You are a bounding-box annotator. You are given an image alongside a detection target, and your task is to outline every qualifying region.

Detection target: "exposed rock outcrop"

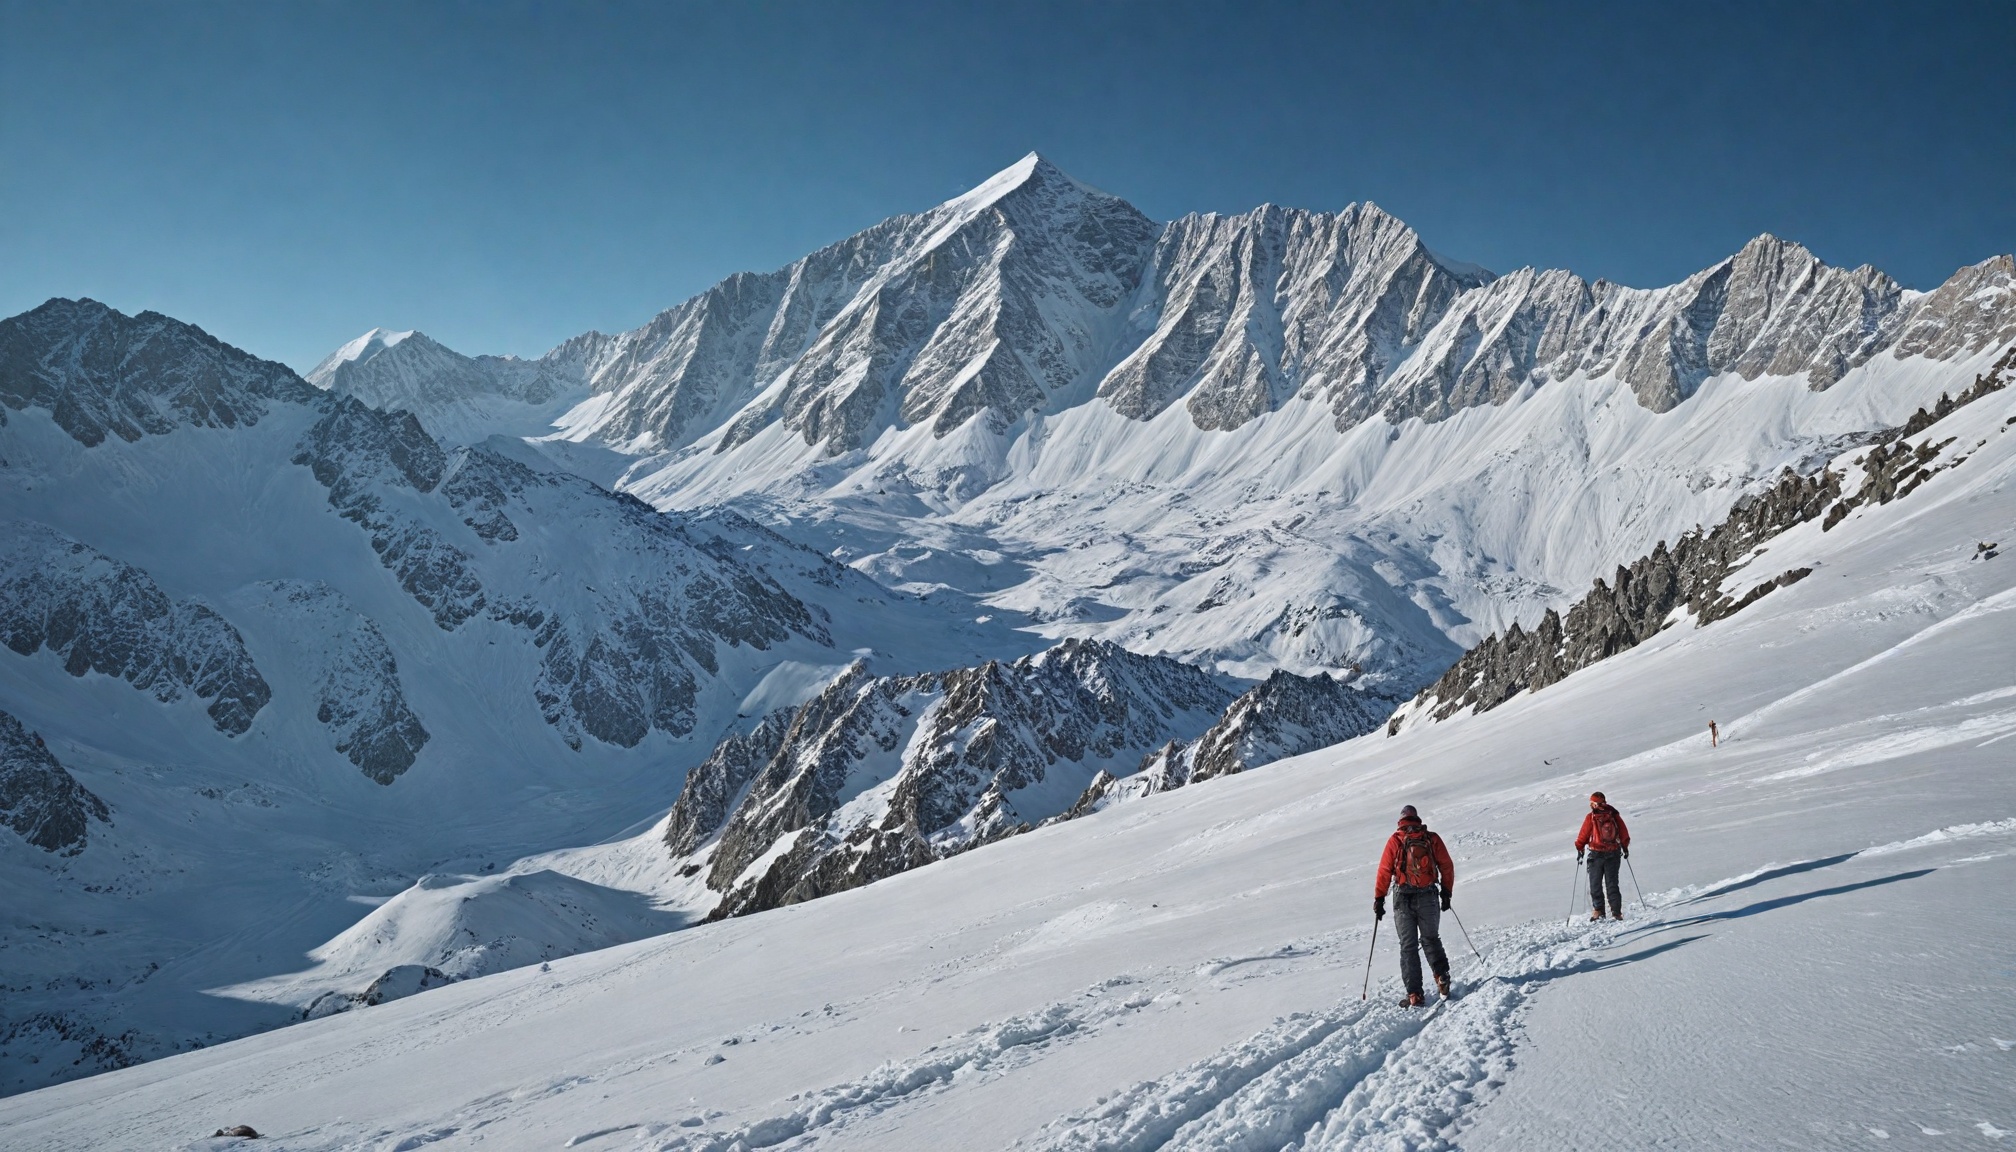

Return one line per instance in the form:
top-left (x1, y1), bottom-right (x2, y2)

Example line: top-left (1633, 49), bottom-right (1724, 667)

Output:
top-left (670, 639), bottom-right (1235, 919)
top-left (243, 581), bottom-right (429, 783)
top-left (0, 709), bottom-right (108, 854)
top-left (1065, 669), bottom-right (1400, 816)
top-left (0, 522), bottom-right (271, 735)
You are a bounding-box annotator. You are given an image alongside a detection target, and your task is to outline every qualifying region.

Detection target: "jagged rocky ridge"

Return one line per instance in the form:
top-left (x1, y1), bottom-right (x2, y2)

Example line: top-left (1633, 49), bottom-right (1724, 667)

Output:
top-left (331, 156), bottom-right (2016, 462)
top-left (1391, 347), bottom-right (2016, 731)
top-left (666, 639), bottom-right (1237, 918)
top-left (0, 522), bottom-right (271, 736)
top-left (667, 642), bottom-right (1407, 920)
top-left (0, 297), bottom-right (319, 447)
top-left (0, 708), bottom-right (108, 854)
top-left (1066, 670), bottom-right (1402, 817)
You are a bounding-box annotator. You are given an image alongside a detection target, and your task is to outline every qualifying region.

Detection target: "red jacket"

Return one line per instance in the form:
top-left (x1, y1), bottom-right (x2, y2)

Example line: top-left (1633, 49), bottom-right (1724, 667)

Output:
top-left (1375, 821), bottom-right (1454, 897)
top-left (1576, 805), bottom-right (1631, 852)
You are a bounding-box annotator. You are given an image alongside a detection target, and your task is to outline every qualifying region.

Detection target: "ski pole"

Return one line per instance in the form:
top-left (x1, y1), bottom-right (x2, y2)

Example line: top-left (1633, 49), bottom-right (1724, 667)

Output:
top-left (1448, 905), bottom-right (1483, 960)
top-left (1360, 916), bottom-right (1380, 1001)
top-left (1625, 855), bottom-right (1648, 909)
top-left (1565, 856), bottom-right (1582, 924)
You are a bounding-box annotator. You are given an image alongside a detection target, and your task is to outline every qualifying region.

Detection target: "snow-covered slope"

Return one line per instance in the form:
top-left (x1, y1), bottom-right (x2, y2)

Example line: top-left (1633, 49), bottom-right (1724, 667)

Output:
top-left (0, 299), bottom-right (1029, 1092)
top-left (317, 155), bottom-right (2016, 692)
top-left (9, 324), bottom-right (2012, 1151)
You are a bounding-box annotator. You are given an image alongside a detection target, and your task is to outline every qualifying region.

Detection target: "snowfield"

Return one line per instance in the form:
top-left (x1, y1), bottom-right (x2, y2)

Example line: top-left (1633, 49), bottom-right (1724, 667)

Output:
top-left (3, 346), bottom-right (2010, 1149)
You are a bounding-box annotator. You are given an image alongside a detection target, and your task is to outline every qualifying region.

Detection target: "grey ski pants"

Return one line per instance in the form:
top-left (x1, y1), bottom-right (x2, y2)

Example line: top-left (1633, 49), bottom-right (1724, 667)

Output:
top-left (1391, 888), bottom-right (1449, 995)
top-left (1587, 850), bottom-right (1623, 914)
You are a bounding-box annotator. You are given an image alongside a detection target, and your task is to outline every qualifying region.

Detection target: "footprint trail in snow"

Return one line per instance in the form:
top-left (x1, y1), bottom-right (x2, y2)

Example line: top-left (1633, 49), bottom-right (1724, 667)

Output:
top-left (1018, 918), bottom-right (1608, 1152)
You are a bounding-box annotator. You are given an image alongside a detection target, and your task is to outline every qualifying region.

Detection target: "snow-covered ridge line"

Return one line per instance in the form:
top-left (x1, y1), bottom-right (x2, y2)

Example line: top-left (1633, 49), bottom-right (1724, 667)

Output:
top-left (329, 155), bottom-right (2016, 460)
top-left (660, 642), bottom-right (1409, 923)
top-left (1391, 345), bottom-right (2016, 732)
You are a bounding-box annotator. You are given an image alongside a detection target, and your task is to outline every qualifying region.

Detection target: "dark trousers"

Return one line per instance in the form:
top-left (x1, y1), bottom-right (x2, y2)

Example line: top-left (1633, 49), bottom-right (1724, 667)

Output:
top-left (1392, 888), bottom-right (1449, 995)
top-left (1587, 850), bottom-right (1623, 914)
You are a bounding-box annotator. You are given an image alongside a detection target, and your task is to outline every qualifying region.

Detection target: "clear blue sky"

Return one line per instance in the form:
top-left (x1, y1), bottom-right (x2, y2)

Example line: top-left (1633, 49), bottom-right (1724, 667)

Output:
top-left (4, 1), bottom-right (2012, 371)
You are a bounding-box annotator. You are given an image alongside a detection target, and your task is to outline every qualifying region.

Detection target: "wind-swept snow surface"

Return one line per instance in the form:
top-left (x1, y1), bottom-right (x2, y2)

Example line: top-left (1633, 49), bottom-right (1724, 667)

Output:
top-left (8, 336), bottom-right (2012, 1150)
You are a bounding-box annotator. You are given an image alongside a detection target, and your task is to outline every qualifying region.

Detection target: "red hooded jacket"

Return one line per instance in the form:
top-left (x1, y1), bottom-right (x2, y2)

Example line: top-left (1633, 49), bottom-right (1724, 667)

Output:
top-left (1576, 804), bottom-right (1631, 853)
top-left (1375, 818), bottom-right (1454, 897)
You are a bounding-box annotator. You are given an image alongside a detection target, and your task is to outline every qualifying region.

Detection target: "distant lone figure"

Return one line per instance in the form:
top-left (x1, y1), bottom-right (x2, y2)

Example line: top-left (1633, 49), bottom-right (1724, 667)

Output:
top-left (1374, 805), bottom-right (1456, 1006)
top-left (1576, 792), bottom-right (1631, 921)
top-left (1709, 720), bottom-right (1719, 747)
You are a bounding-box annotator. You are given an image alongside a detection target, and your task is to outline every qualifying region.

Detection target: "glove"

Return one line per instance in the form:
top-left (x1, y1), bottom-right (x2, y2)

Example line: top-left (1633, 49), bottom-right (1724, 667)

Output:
top-left (1439, 889), bottom-right (1452, 912)
top-left (1373, 896), bottom-right (1385, 921)
top-left (1622, 847), bottom-right (1630, 859)
top-left (1576, 849), bottom-right (1585, 864)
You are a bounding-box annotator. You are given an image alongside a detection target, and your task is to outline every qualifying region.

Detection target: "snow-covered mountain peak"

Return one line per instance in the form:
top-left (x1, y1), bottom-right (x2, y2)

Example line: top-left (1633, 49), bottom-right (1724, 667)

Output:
top-left (305, 326), bottom-right (587, 444)
top-left (307, 327), bottom-right (417, 387)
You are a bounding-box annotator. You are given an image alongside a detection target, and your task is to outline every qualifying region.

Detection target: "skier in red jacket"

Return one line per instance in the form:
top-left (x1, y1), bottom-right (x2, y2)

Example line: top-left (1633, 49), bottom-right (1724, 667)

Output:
top-left (1374, 805), bottom-right (1456, 1006)
top-left (1575, 791), bottom-right (1631, 920)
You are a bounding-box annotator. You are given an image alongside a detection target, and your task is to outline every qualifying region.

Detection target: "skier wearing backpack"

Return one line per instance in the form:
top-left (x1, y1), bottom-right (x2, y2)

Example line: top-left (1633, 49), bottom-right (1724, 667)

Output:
top-left (1576, 792), bottom-right (1631, 920)
top-left (1373, 805), bottom-right (1455, 1007)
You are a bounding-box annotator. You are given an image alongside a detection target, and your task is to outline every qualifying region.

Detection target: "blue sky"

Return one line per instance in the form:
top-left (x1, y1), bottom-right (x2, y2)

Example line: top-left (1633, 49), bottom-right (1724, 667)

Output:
top-left (3, 1), bottom-right (2012, 370)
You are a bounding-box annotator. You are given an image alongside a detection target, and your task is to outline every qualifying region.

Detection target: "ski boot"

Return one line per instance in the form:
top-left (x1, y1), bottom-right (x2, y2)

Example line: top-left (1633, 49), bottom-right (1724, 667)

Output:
top-left (1589, 908), bottom-right (1604, 921)
top-left (1611, 910), bottom-right (1625, 921)
top-left (1435, 972), bottom-right (1453, 999)
top-left (1400, 991), bottom-right (1426, 1008)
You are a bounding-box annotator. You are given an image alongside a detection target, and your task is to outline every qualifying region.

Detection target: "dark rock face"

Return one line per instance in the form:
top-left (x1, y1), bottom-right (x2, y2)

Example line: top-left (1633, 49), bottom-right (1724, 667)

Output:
top-left (663, 712), bottom-right (794, 857)
top-left (254, 581), bottom-right (429, 784)
top-left (672, 639), bottom-right (1235, 919)
top-left (1395, 467), bottom-right (1838, 729)
top-left (1394, 347), bottom-right (2016, 732)
top-left (1186, 670), bottom-right (1402, 784)
top-left (0, 523), bottom-right (271, 735)
top-left (0, 297), bottom-right (317, 446)
top-left (1065, 669), bottom-right (1401, 815)
top-left (293, 399), bottom-right (487, 631)
top-left (0, 709), bottom-right (108, 854)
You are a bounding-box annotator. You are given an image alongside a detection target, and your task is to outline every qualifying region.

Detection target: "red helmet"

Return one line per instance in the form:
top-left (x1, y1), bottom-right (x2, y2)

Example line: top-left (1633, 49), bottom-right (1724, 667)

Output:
top-left (1589, 791), bottom-right (1606, 804)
